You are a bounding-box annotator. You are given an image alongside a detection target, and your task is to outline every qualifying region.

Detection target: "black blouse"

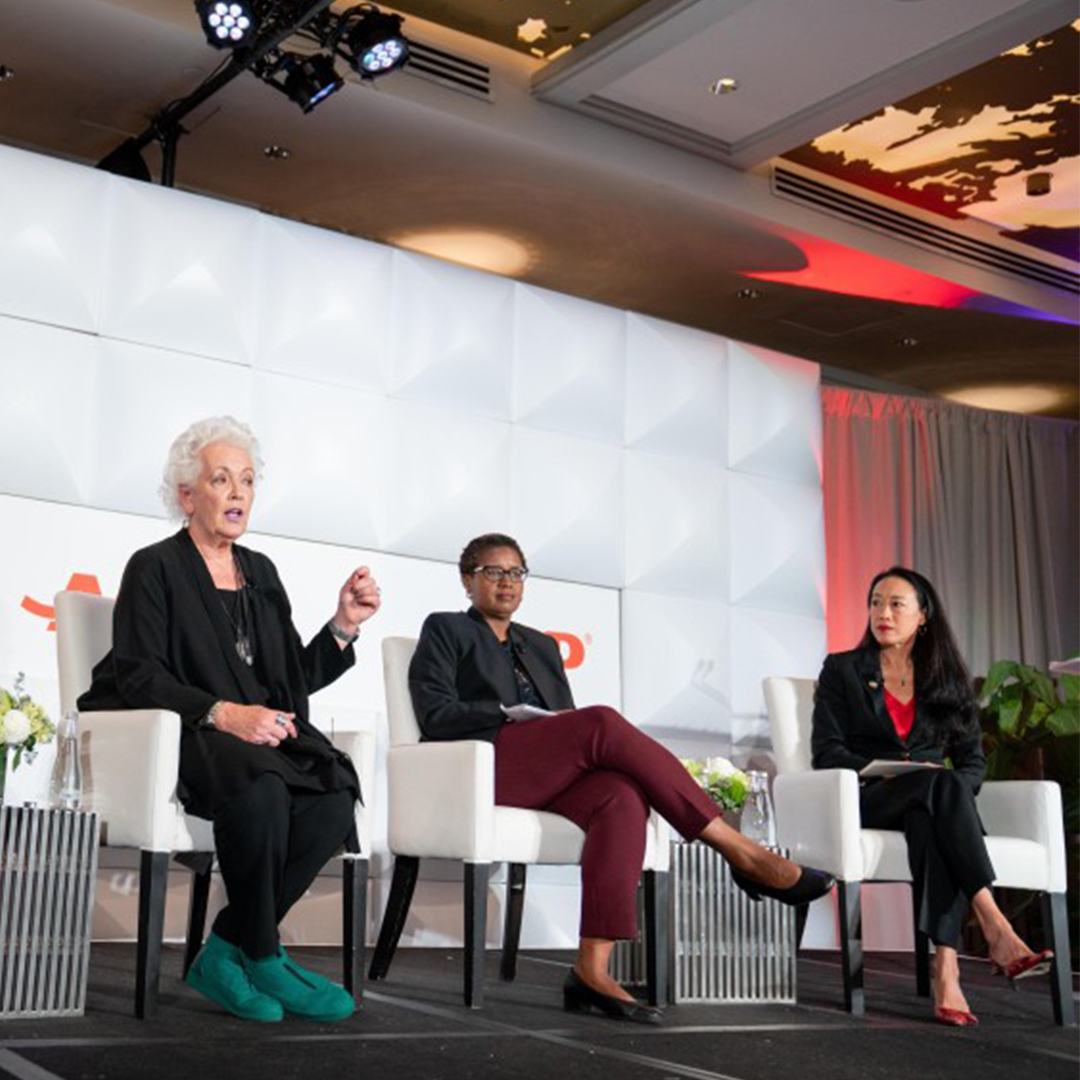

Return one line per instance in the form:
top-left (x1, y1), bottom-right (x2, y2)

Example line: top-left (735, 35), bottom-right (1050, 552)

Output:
top-left (78, 529), bottom-right (360, 818)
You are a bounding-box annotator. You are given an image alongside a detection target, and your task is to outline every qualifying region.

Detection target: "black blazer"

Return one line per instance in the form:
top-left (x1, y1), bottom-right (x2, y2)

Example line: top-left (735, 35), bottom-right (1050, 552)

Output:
top-left (811, 644), bottom-right (985, 790)
top-left (409, 608), bottom-right (576, 742)
top-left (77, 528), bottom-right (359, 817)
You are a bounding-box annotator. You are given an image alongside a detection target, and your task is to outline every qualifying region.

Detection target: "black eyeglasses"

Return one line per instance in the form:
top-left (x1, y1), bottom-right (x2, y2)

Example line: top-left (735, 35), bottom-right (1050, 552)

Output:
top-left (472, 566), bottom-right (529, 583)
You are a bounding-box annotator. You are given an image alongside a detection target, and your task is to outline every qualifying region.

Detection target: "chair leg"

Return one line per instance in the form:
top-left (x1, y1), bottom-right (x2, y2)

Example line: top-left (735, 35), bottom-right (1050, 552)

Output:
top-left (181, 853), bottom-right (214, 978)
top-left (911, 884), bottom-right (930, 998)
top-left (343, 857), bottom-right (369, 1002)
top-left (464, 862), bottom-right (490, 1008)
top-left (1042, 891), bottom-right (1076, 1026)
top-left (368, 855), bottom-right (419, 981)
top-left (135, 850), bottom-right (169, 1020)
top-left (837, 881), bottom-right (865, 1017)
top-left (500, 863), bottom-right (527, 982)
top-left (644, 869), bottom-right (670, 1006)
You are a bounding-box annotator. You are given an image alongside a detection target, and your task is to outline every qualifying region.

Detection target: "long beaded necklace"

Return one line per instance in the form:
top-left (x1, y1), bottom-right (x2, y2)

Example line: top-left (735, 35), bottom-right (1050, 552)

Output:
top-left (219, 552), bottom-right (254, 666)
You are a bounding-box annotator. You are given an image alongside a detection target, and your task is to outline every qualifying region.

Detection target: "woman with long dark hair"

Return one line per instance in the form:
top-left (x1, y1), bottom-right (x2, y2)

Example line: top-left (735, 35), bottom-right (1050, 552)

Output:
top-left (812, 566), bottom-right (1051, 1026)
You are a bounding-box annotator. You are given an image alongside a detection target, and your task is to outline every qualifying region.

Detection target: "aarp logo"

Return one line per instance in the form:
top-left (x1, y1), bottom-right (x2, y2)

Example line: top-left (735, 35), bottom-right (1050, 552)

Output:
top-left (546, 631), bottom-right (592, 670)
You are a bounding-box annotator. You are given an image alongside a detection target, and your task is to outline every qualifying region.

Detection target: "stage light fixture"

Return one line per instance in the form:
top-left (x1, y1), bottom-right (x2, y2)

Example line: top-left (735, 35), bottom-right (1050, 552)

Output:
top-left (283, 53), bottom-right (343, 112)
top-left (340, 6), bottom-right (409, 78)
top-left (196, 0), bottom-right (257, 48)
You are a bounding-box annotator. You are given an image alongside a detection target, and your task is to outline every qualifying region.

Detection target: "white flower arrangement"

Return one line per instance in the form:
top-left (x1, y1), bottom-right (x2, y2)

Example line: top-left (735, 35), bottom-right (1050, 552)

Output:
top-left (0, 672), bottom-right (56, 771)
top-left (680, 755), bottom-right (750, 812)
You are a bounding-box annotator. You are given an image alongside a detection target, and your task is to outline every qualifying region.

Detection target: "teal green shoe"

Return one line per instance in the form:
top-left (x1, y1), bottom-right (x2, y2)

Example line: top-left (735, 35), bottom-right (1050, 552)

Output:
top-left (185, 933), bottom-right (284, 1023)
top-left (243, 947), bottom-right (355, 1022)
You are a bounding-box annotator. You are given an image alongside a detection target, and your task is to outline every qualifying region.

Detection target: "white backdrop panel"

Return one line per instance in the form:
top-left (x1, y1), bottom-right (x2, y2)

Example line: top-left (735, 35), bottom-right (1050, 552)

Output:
top-left (0, 145), bottom-right (107, 333)
top-left (512, 285), bottom-right (625, 445)
top-left (88, 341), bottom-right (252, 517)
top-left (251, 216), bottom-right (392, 394)
top-left (388, 251), bottom-right (514, 419)
top-left (99, 178), bottom-right (259, 365)
top-left (509, 426), bottom-right (624, 587)
top-left (625, 313), bottom-right (728, 465)
top-left (0, 316), bottom-right (98, 506)
top-left (624, 450), bottom-right (727, 600)
top-left (727, 340), bottom-right (821, 486)
top-left (728, 471), bottom-right (825, 618)
top-left (621, 590), bottom-right (730, 733)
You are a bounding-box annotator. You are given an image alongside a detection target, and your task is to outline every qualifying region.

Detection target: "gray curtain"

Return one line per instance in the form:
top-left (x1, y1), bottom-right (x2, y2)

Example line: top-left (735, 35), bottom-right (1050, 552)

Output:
top-left (822, 386), bottom-right (1078, 679)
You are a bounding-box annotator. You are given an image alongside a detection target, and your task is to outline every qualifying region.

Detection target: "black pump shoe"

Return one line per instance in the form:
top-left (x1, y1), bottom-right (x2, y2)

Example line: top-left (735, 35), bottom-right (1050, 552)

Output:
top-left (730, 864), bottom-right (835, 906)
top-left (562, 969), bottom-right (661, 1025)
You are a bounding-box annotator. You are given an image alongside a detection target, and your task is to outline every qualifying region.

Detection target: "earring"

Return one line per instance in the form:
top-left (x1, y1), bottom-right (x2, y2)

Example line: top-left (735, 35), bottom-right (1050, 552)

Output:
top-left (918, 623), bottom-right (928, 635)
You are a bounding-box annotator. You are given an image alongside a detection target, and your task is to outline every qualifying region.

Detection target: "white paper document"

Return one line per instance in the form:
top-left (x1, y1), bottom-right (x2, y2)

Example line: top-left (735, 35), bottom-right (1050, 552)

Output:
top-left (500, 704), bottom-right (555, 722)
top-left (859, 759), bottom-right (945, 779)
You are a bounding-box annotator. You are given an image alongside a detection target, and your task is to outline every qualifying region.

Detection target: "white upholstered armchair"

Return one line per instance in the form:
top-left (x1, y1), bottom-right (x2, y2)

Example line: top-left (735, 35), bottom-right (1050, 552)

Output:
top-left (763, 675), bottom-right (1074, 1025)
top-left (368, 636), bottom-right (672, 1007)
top-left (55, 590), bottom-right (374, 1018)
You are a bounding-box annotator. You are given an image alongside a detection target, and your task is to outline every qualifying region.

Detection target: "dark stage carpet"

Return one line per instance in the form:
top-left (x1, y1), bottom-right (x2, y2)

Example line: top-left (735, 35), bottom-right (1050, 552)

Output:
top-left (1, 947), bottom-right (1077, 1080)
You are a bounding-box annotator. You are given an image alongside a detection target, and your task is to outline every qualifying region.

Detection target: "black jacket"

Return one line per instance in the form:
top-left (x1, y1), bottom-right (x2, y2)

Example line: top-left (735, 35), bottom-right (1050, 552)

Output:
top-left (811, 645), bottom-right (985, 789)
top-left (409, 608), bottom-right (575, 742)
top-left (77, 528), bottom-right (359, 817)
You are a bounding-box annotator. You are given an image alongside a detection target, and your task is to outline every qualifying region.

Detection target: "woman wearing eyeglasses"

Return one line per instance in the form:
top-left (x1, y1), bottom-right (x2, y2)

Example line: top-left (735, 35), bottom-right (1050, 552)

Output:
top-left (409, 532), bottom-right (836, 1024)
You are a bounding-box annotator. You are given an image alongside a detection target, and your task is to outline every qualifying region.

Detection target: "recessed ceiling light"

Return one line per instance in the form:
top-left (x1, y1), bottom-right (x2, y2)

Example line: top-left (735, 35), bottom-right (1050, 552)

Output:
top-left (943, 384), bottom-right (1070, 414)
top-left (0, 65), bottom-right (14, 82)
top-left (391, 229), bottom-right (535, 277)
top-left (709, 77), bottom-right (738, 95)
top-left (263, 144), bottom-right (292, 160)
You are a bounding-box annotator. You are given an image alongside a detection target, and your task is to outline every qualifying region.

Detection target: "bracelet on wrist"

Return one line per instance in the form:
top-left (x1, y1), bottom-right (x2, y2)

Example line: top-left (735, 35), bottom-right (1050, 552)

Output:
top-left (327, 619), bottom-right (360, 644)
top-left (201, 701), bottom-right (224, 729)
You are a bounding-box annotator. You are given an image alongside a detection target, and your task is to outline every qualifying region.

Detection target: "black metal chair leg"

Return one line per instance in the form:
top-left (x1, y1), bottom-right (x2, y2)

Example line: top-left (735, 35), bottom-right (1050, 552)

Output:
top-left (500, 863), bottom-right (527, 982)
top-left (135, 850), bottom-right (169, 1019)
top-left (1042, 891), bottom-right (1076, 1026)
top-left (911, 882), bottom-right (931, 998)
top-left (180, 853), bottom-right (213, 978)
top-left (644, 869), bottom-right (670, 1006)
top-left (464, 862), bottom-right (490, 1008)
top-left (837, 880), bottom-right (865, 1017)
top-left (343, 857), bottom-right (369, 1001)
top-left (368, 855), bottom-right (419, 981)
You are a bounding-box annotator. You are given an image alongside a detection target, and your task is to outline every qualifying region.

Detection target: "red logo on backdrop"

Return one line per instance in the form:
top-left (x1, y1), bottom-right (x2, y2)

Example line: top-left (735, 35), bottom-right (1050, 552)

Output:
top-left (22, 573), bottom-right (102, 632)
top-left (546, 631), bottom-right (590, 670)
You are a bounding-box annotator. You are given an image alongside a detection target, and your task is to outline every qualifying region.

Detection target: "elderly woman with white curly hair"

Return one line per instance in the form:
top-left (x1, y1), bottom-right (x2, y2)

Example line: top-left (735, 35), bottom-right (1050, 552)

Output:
top-left (79, 416), bottom-right (380, 1024)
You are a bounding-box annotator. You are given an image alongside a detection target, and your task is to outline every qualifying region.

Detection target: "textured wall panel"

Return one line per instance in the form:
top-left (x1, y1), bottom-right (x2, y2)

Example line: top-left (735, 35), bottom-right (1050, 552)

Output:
top-left (625, 314), bottom-right (727, 465)
top-left (727, 340), bottom-right (820, 486)
top-left (508, 426), bottom-right (623, 587)
top-left (99, 180), bottom-right (259, 364)
top-left (624, 451), bottom-right (727, 600)
top-left (621, 590), bottom-right (730, 734)
top-left (0, 316), bottom-right (98, 505)
top-left (729, 605), bottom-right (827, 717)
top-left (388, 252), bottom-right (513, 419)
top-left (728, 472), bottom-right (825, 618)
top-left (0, 145), bottom-right (108, 333)
top-left (251, 218), bottom-right (392, 394)
top-left (250, 372), bottom-right (387, 550)
top-left (88, 342), bottom-right (252, 518)
top-left (512, 285), bottom-right (625, 444)
top-left (380, 399), bottom-right (511, 562)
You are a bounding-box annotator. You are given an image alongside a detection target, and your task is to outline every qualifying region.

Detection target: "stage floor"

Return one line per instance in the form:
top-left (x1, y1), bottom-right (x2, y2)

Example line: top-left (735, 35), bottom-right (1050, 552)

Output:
top-left (0, 947), bottom-right (1076, 1080)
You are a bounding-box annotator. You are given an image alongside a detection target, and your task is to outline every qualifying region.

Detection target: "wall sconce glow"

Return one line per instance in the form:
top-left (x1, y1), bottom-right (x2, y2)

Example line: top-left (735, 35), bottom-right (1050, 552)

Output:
top-left (943, 384), bottom-right (1070, 414)
top-left (710, 77), bottom-right (738, 95)
top-left (391, 229), bottom-right (536, 277)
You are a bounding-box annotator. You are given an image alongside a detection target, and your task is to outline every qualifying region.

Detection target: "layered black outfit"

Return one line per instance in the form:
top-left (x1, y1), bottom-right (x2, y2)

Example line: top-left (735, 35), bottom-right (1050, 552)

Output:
top-left (409, 608), bottom-right (718, 938)
top-left (812, 645), bottom-right (993, 947)
top-left (78, 528), bottom-right (360, 957)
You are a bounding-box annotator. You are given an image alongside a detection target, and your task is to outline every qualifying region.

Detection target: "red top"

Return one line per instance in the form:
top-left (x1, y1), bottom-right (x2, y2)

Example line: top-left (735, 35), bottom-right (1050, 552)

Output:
top-left (884, 688), bottom-right (915, 741)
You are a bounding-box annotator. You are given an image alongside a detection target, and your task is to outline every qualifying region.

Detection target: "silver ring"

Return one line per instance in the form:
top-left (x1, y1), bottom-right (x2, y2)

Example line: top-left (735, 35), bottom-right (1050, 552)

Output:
top-left (275, 714), bottom-right (288, 727)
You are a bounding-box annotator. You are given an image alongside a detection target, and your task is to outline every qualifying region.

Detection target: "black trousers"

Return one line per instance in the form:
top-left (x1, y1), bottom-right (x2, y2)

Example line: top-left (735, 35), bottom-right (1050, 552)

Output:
top-left (210, 773), bottom-right (357, 959)
top-left (860, 769), bottom-right (995, 948)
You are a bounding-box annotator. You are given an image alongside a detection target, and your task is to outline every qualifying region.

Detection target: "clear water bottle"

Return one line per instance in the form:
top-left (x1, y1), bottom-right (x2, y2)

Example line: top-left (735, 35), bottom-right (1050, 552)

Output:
top-left (49, 711), bottom-right (82, 810)
top-left (739, 770), bottom-right (776, 846)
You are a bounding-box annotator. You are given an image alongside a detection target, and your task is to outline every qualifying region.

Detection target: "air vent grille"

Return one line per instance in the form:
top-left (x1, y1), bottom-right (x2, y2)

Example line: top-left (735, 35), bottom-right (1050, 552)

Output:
top-left (405, 40), bottom-right (491, 101)
top-left (772, 165), bottom-right (1078, 296)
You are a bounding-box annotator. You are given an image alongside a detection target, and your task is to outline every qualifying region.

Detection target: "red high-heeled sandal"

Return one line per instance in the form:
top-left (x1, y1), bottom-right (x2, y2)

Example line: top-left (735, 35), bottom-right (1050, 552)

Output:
top-left (934, 1005), bottom-right (979, 1027)
top-left (993, 949), bottom-right (1053, 982)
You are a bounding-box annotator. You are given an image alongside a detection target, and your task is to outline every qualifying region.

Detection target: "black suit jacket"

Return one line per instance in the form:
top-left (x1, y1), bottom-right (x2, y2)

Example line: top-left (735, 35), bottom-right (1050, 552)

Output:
top-left (409, 608), bottom-right (576, 742)
top-left (811, 644), bottom-right (985, 789)
top-left (77, 528), bottom-right (359, 816)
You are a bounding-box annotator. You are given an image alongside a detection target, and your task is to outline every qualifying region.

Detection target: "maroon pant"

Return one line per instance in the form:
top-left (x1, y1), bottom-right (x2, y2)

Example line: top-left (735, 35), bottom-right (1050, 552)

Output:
top-left (494, 705), bottom-right (719, 939)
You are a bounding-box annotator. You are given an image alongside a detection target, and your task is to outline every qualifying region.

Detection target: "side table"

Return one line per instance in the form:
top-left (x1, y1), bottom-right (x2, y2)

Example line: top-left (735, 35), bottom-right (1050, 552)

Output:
top-left (613, 840), bottom-right (797, 1004)
top-left (0, 805), bottom-right (100, 1018)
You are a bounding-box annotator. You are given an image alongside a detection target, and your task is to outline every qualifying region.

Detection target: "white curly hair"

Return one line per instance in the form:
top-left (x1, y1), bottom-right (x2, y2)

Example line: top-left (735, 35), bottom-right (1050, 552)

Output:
top-left (159, 416), bottom-right (265, 521)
